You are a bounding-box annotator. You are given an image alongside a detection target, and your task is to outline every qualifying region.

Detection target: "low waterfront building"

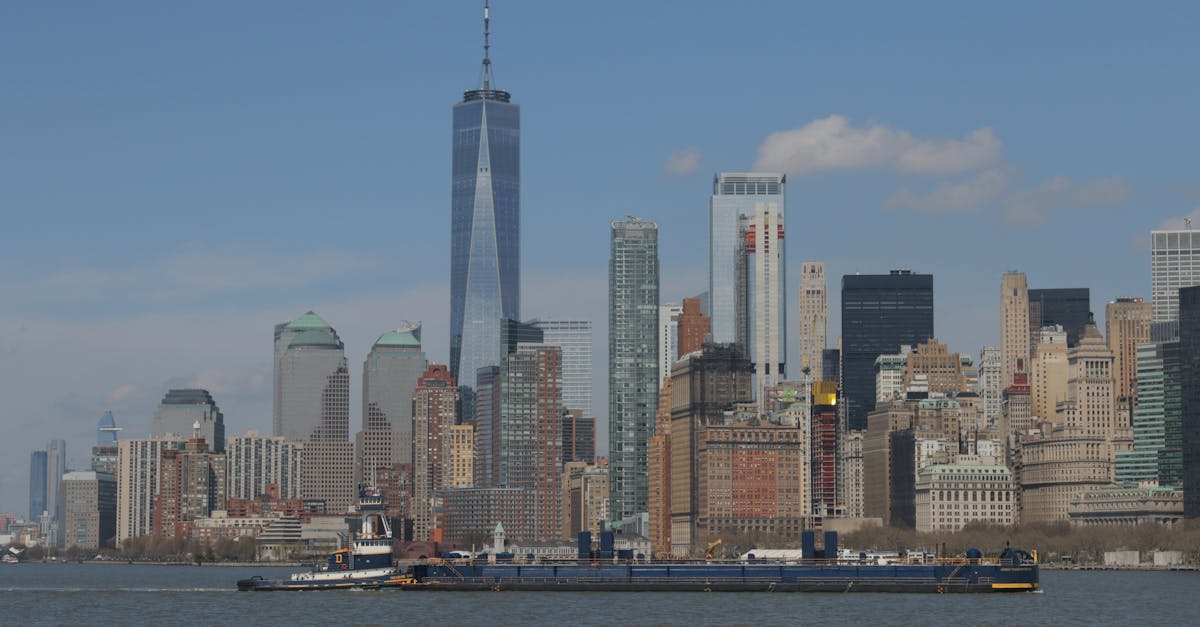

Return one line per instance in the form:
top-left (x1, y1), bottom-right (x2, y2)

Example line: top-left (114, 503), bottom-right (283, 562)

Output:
top-left (1067, 484), bottom-right (1184, 527)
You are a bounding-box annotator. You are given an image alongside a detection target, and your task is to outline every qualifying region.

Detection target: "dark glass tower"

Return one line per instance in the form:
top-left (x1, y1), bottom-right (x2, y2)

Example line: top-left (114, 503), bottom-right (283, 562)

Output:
top-left (1028, 288), bottom-right (1090, 347)
top-left (29, 450), bottom-right (47, 519)
top-left (841, 271), bottom-right (934, 431)
top-left (1179, 285), bottom-right (1200, 518)
top-left (450, 5), bottom-right (520, 389)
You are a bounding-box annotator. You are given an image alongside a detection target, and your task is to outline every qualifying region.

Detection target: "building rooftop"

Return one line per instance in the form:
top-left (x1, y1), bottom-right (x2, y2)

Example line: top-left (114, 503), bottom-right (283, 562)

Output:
top-left (374, 324), bottom-right (422, 348)
top-left (288, 329), bottom-right (342, 349)
top-left (285, 310), bottom-right (332, 331)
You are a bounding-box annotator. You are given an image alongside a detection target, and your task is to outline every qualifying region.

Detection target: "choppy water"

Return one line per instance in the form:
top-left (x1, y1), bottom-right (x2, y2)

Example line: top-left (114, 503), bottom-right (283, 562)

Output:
top-left (1, 563), bottom-right (1195, 625)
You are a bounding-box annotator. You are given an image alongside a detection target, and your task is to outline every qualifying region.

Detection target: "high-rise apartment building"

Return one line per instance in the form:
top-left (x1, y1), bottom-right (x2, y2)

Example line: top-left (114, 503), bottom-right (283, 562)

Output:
top-left (274, 311), bottom-right (353, 512)
top-left (534, 320), bottom-right (593, 420)
top-left (810, 382), bottom-right (839, 517)
top-left (447, 424), bottom-right (475, 489)
top-left (798, 262), bottom-right (828, 381)
top-left (658, 304), bottom-right (682, 381)
top-left (1001, 272), bottom-right (1030, 388)
top-left (412, 364), bottom-right (459, 541)
top-left (29, 451), bottom-right (47, 520)
top-left (977, 347), bottom-right (1002, 428)
top-left (648, 376), bottom-right (672, 556)
top-left (1106, 297), bottom-right (1152, 405)
top-left (152, 389), bottom-right (225, 453)
top-left (741, 200), bottom-right (787, 407)
top-left (359, 324), bottom-right (427, 486)
top-left (473, 365), bottom-right (502, 487)
top-left (675, 297), bottom-right (710, 357)
top-left (562, 462), bottom-right (609, 541)
top-left (226, 430), bottom-right (303, 500)
top-left (841, 271), bottom-right (934, 431)
top-left (1029, 288), bottom-right (1091, 347)
top-left (1151, 229), bottom-right (1200, 323)
top-left (116, 436), bottom-right (186, 543)
top-left (608, 217), bottom-right (660, 524)
top-left (155, 433), bottom-right (226, 537)
top-left (560, 409), bottom-right (595, 464)
top-left (499, 344), bottom-right (563, 541)
top-left (62, 471), bottom-right (116, 550)
top-left (709, 172), bottom-right (785, 346)
top-left (450, 8), bottom-right (520, 388)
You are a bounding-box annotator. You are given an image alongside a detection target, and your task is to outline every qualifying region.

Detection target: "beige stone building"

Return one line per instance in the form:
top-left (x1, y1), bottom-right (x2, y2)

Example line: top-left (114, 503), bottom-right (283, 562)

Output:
top-left (1030, 326), bottom-right (1068, 424)
top-left (447, 424), bottom-right (475, 488)
top-left (562, 462), bottom-right (609, 540)
top-left (1001, 272), bottom-right (1030, 389)
top-left (63, 471), bottom-right (116, 549)
top-left (916, 460), bottom-right (1015, 532)
top-left (1105, 297), bottom-right (1151, 405)
top-left (904, 339), bottom-right (972, 395)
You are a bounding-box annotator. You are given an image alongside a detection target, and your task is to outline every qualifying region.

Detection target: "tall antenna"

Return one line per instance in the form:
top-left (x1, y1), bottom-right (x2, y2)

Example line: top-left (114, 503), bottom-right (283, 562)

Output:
top-left (482, 0), bottom-right (492, 91)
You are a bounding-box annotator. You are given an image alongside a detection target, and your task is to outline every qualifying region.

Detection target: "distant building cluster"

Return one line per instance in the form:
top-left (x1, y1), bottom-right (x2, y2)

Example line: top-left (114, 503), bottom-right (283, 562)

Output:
top-left (9, 14), bottom-right (1200, 560)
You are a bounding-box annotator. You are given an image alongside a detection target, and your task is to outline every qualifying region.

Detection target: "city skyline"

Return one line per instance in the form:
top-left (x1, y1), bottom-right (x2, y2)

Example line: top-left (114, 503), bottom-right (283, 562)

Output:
top-left (3, 1), bottom-right (1200, 514)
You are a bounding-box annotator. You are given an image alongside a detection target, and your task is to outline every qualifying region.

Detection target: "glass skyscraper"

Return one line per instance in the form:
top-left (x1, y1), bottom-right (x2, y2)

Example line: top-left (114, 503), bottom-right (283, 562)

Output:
top-left (534, 319), bottom-right (594, 420)
top-left (450, 26), bottom-right (520, 389)
top-left (608, 217), bottom-right (660, 524)
top-left (29, 450), bottom-right (47, 519)
top-left (1151, 229), bottom-right (1200, 323)
top-left (1028, 288), bottom-right (1090, 348)
top-left (151, 388), bottom-right (225, 452)
top-left (841, 271), bottom-right (934, 431)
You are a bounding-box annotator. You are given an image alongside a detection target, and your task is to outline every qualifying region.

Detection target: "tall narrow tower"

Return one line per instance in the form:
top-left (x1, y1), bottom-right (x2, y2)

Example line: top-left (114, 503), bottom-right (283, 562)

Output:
top-left (450, 1), bottom-right (521, 391)
top-left (798, 262), bottom-right (828, 381)
top-left (1000, 272), bottom-right (1030, 388)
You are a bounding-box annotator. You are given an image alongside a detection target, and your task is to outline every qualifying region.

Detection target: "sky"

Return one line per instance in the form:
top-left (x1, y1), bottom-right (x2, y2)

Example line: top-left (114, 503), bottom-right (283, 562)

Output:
top-left (2, 0), bottom-right (1199, 515)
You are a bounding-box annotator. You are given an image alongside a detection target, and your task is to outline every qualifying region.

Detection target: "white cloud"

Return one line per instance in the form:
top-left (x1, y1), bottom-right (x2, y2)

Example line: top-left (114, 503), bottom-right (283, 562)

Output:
top-left (884, 168), bottom-right (1010, 213)
top-left (752, 115), bottom-right (1003, 175)
top-left (662, 148), bottom-right (701, 177)
top-left (1156, 207), bottom-right (1200, 230)
top-left (1003, 176), bottom-right (1130, 224)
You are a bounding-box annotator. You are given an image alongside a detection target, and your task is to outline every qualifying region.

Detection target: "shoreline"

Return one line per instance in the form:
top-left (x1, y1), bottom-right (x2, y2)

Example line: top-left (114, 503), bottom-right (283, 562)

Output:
top-left (1041, 564), bottom-right (1198, 571)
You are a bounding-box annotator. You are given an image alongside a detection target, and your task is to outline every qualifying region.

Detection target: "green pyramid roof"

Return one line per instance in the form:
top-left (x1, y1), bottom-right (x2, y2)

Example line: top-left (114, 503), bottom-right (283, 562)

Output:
top-left (288, 328), bottom-right (341, 348)
top-left (375, 328), bottom-right (421, 348)
top-left (285, 311), bottom-right (331, 331)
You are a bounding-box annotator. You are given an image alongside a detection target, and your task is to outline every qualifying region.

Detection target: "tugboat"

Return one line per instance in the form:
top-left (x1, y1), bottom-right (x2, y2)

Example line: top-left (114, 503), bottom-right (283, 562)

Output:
top-left (237, 488), bottom-right (413, 591)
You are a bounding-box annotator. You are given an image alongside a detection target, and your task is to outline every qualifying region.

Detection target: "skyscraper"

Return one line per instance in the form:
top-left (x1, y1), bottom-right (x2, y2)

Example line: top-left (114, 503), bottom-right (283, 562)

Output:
top-left (1151, 228), bottom-right (1200, 323)
top-left (116, 436), bottom-right (186, 543)
top-left (1106, 297), bottom-right (1152, 406)
top-left (1000, 271), bottom-right (1030, 388)
top-left (609, 217), bottom-right (660, 524)
top-left (535, 319), bottom-right (594, 420)
top-left (798, 262), bottom-right (828, 381)
top-left (225, 430), bottom-right (303, 500)
top-left (29, 451), bottom-right (47, 520)
top-left (499, 344), bottom-right (563, 541)
top-left (152, 389), bottom-right (225, 453)
top-left (46, 439), bottom-right (66, 523)
top-left (1179, 285), bottom-right (1200, 518)
top-left (658, 304), bottom-right (682, 382)
top-left (742, 201), bottom-right (787, 407)
top-left (412, 364), bottom-right (460, 541)
top-left (92, 411), bottom-right (120, 475)
top-left (709, 173), bottom-right (785, 346)
top-left (841, 271), bottom-right (934, 431)
top-left (450, 4), bottom-right (520, 389)
top-left (1029, 288), bottom-right (1091, 347)
top-left (359, 324), bottom-right (427, 485)
top-left (977, 346), bottom-right (1002, 427)
top-left (275, 311), bottom-right (353, 512)
top-left (675, 297), bottom-right (710, 357)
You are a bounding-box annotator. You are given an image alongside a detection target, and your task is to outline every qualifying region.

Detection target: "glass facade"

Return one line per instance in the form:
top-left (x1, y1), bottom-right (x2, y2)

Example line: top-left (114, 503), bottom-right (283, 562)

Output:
top-left (1116, 341), bottom-right (1181, 485)
top-left (1028, 288), bottom-right (1091, 348)
top-left (535, 320), bottom-right (594, 420)
top-left (1179, 285), bottom-right (1200, 518)
top-left (1151, 230), bottom-right (1200, 323)
top-left (840, 271), bottom-right (934, 431)
top-left (451, 91), bottom-right (520, 389)
top-left (709, 173), bottom-right (785, 346)
top-left (609, 218), bottom-right (660, 523)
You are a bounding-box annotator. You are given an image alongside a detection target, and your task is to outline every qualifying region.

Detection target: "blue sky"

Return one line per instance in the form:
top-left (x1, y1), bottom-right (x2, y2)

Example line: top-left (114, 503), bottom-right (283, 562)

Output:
top-left (2, 1), bottom-right (1198, 514)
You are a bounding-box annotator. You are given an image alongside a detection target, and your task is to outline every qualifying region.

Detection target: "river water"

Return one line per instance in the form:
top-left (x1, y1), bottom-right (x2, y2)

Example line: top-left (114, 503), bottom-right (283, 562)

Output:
top-left (1, 563), bottom-right (1194, 625)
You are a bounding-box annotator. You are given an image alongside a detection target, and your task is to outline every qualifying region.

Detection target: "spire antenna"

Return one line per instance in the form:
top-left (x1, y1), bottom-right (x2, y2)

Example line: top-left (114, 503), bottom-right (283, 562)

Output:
top-left (482, 0), bottom-right (493, 91)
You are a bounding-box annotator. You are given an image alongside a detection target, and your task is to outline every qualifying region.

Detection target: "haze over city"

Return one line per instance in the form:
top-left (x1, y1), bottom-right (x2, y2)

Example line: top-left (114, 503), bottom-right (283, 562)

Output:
top-left (2, 0), bottom-right (1198, 518)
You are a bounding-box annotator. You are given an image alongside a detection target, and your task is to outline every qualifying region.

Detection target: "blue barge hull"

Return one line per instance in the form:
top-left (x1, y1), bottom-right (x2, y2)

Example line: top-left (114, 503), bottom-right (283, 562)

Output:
top-left (405, 561), bottom-right (1040, 593)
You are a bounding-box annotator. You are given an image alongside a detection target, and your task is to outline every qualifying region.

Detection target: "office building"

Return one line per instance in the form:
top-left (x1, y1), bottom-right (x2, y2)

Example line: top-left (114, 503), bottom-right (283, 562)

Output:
top-left (92, 411), bottom-right (121, 475)
top-left (499, 344), bottom-right (563, 541)
top-left (561, 409), bottom-right (595, 464)
top-left (676, 297), bottom-right (710, 357)
top-left (226, 430), bottom-right (303, 501)
top-left (704, 415), bottom-right (807, 543)
top-left (1031, 326), bottom-right (1068, 424)
top-left (473, 365), bottom-right (502, 487)
top-left (439, 487), bottom-right (535, 546)
top-left (116, 436), bottom-right (186, 543)
top-left (841, 271), bottom-right (934, 430)
top-left (741, 199), bottom-right (787, 407)
top-left (359, 324), bottom-right (427, 485)
top-left (839, 430), bottom-right (865, 518)
top-left (412, 364), bottom-right (460, 541)
top-left (1001, 272), bottom-right (1030, 388)
top-left (1116, 342), bottom-right (1181, 485)
top-left (534, 320), bottom-right (593, 420)
top-left (1028, 288), bottom-right (1090, 347)
top-left (274, 311), bottom-right (354, 512)
top-left (447, 424), bottom-right (475, 489)
top-left (798, 262), bottom-right (828, 381)
top-left (1180, 285), bottom-right (1200, 518)
top-left (562, 462), bottom-right (609, 541)
top-left (46, 439), bottom-right (66, 524)
top-left (29, 451), bottom-right (47, 520)
top-left (915, 461), bottom-right (1014, 532)
top-left (822, 348), bottom-right (841, 385)
top-left (1106, 297), bottom-right (1152, 406)
top-left (450, 9), bottom-right (521, 388)
top-left (709, 172), bottom-right (785, 347)
top-left (151, 389), bottom-right (225, 453)
top-left (977, 347), bottom-right (1002, 427)
top-left (608, 217), bottom-right (660, 524)
top-left (62, 471), bottom-right (116, 550)
top-left (1151, 229), bottom-right (1200, 323)
top-left (648, 376), bottom-right (672, 556)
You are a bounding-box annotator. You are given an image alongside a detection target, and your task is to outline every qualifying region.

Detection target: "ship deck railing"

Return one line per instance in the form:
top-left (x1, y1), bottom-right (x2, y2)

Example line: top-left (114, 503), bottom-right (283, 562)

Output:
top-left (426, 557), bottom-right (1019, 567)
top-left (421, 575), bottom-right (988, 586)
